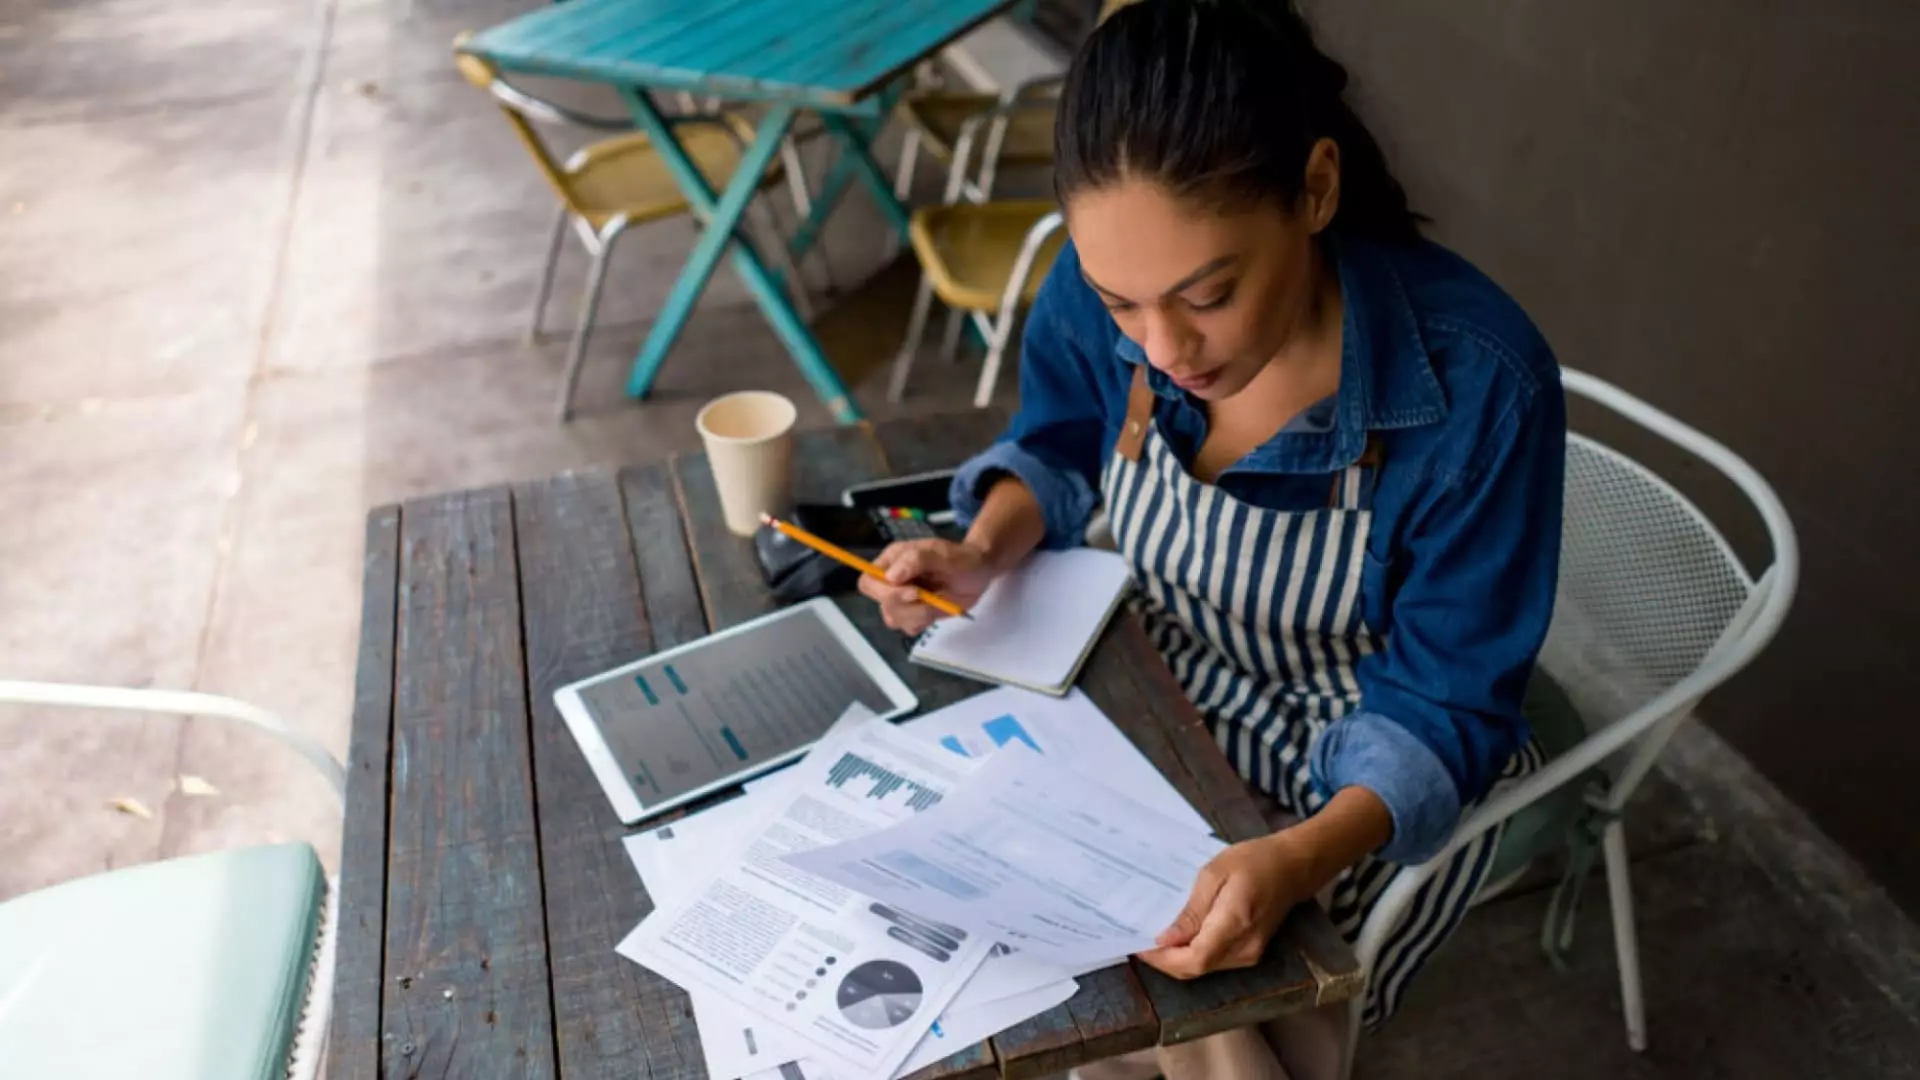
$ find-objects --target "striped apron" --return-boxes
[1102,366,1543,1027]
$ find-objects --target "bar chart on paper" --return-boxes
[826,753,945,812]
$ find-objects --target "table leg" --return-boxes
[619,91,863,423]
[779,80,906,263]
[820,112,913,243]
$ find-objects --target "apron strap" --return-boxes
[1327,434,1389,508]
[1116,364,1155,462]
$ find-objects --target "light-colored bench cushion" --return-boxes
[0,842,324,1080]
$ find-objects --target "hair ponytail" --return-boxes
[1056,0,1425,244]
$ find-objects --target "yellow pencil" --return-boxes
[759,513,973,620]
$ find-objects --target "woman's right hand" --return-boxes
[859,539,1000,635]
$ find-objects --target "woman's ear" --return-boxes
[1301,137,1342,234]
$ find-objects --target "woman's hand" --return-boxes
[1136,830,1320,980]
[858,539,1000,635]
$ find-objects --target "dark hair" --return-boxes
[1055,0,1424,243]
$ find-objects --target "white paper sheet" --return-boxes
[786,745,1227,968]
[750,687,1208,835]
[624,785,1077,1079]
[618,718,996,1080]
[909,548,1133,693]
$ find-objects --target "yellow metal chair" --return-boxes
[454,41,818,421]
[891,0,1137,205]
[889,97,1066,409]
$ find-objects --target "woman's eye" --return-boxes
[1185,289,1234,313]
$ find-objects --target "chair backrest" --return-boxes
[1540,370,1798,747]
[452,38,584,215]
[1540,435,1754,730]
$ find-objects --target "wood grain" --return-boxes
[329,505,400,1080]
[383,487,557,1079]
[515,470,706,1079]
[869,409,1010,478]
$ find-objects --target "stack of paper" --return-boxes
[615,688,1224,1080]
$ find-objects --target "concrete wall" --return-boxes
[1298,1,1920,910]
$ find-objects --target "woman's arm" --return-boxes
[962,476,1048,574]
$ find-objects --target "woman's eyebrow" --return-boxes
[1082,255,1238,301]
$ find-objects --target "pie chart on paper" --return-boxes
[835,960,924,1029]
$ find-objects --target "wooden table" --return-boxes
[328,412,1364,1080]
[462,0,1027,424]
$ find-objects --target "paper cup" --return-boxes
[697,391,799,537]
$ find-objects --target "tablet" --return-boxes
[554,598,917,824]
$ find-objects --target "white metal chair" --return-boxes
[0,682,344,1080]
[1338,368,1800,1077]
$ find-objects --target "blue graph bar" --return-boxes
[826,752,943,812]
[720,726,749,761]
[634,674,659,705]
[664,665,689,695]
[982,714,1041,753]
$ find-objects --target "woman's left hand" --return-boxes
[1136,830,1319,980]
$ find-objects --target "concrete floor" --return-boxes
[2,1,1917,1077]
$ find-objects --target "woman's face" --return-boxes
[1066,167,1334,401]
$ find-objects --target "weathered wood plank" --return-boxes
[899,1039,999,1080]
[515,470,705,1079]
[869,408,1010,479]
[1099,618,1363,1039]
[383,487,557,1079]
[992,965,1159,1080]
[622,464,709,654]
[329,505,401,1080]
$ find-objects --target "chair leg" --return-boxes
[893,128,922,202]
[780,134,838,297]
[1603,819,1649,1053]
[938,307,966,362]
[974,306,1018,409]
[557,231,618,423]
[747,195,814,323]
[882,129,922,263]
[887,274,938,403]
[529,204,569,343]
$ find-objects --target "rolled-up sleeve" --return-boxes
[950,252,1112,549]
[1311,371,1566,864]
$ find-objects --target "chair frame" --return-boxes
[1336,368,1801,1077]
[473,75,827,422]
[887,97,1065,408]
[0,680,346,1080]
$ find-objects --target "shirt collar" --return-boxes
[1114,234,1449,473]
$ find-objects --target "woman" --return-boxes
[862,1,1564,1076]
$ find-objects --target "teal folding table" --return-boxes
[462,0,1022,423]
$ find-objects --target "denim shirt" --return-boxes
[950,234,1566,864]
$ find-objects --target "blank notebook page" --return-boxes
[911,548,1133,693]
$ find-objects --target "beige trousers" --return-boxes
[1068,999,1348,1080]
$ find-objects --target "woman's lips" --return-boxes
[1170,368,1223,392]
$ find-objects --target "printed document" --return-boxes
[623,797,1075,1080]
[617,717,996,1080]
[787,745,1226,968]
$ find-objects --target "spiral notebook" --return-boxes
[910,548,1134,696]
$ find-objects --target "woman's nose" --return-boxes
[1142,311,1198,372]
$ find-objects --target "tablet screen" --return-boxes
[572,604,900,808]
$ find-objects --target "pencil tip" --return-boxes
[758,512,773,524]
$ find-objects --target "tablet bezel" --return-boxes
[552,597,917,824]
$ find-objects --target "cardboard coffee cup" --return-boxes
[696,391,798,537]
